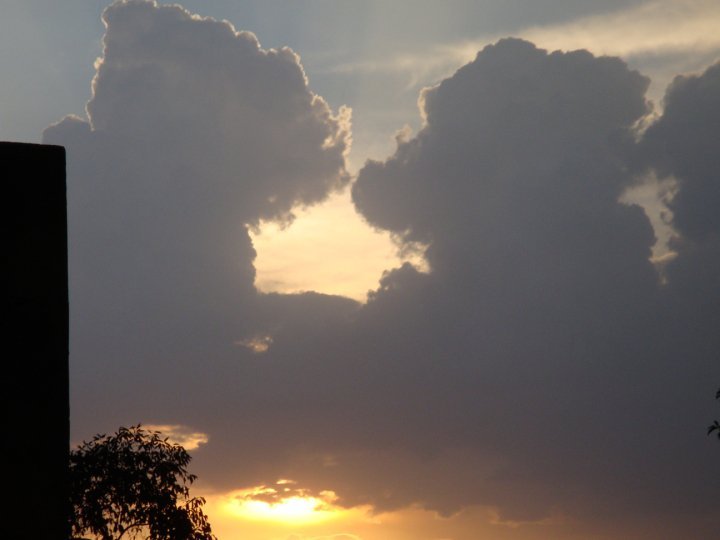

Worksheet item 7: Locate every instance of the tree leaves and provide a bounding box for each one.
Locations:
[709,389,720,440]
[69,425,216,540]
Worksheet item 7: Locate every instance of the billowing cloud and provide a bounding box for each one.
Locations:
[187,39,718,534]
[341,38,717,529]
[355,38,655,289]
[43,0,350,432]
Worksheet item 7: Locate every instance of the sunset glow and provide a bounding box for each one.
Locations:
[222,484,342,525]
[227,496,333,523]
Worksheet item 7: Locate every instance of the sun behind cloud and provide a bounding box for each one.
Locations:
[222,481,345,525]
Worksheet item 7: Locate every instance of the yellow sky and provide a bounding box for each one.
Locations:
[250,188,422,302]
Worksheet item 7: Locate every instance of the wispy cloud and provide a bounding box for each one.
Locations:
[498,0,720,58]
[331,0,720,89]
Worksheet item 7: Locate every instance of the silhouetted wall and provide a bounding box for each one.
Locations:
[3,142,69,538]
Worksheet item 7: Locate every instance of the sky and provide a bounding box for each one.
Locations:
[3,1,720,538]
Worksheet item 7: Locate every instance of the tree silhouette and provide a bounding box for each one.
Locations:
[69,425,216,540]
[708,388,720,440]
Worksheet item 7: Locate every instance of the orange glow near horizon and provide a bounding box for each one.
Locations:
[220,483,344,526]
[227,494,335,524]
[201,489,578,540]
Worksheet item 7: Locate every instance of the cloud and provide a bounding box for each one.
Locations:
[496,0,720,60]
[341,38,718,527]
[143,424,209,450]
[229,480,336,507]
[642,61,720,241]
[198,38,687,528]
[48,0,350,225]
[334,1,720,102]
[355,38,655,275]
[42,0,350,433]
[640,60,720,326]
[509,0,720,103]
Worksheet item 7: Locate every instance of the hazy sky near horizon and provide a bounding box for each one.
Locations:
[4,1,720,539]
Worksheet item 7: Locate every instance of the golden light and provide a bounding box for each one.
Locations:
[234,496,329,523]
[250,190,426,302]
[222,483,343,525]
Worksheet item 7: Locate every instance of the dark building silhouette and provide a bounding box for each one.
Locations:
[3,142,69,538]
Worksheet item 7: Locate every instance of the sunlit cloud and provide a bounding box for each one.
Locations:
[143,424,209,451]
[220,481,346,525]
[620,171,678,263]
[199,482,381,540]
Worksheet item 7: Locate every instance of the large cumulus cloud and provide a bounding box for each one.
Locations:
[333,39,719,529]
[43,0,351,429]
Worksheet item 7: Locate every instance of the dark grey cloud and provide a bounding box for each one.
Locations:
[638,61,720,444]
[43,0,350,432]
[339,38,718,528]
[643,62,720,242]
[190,39,719,534]
[47,2,720,537]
